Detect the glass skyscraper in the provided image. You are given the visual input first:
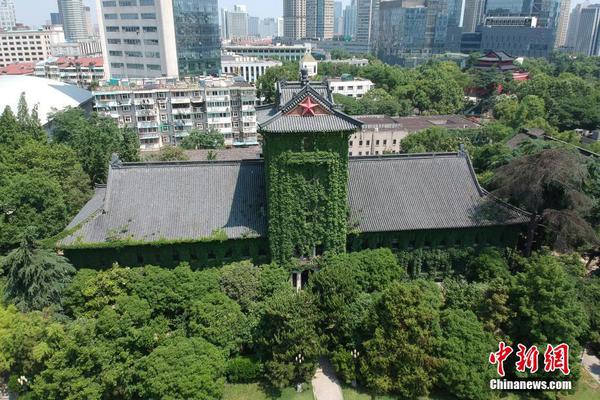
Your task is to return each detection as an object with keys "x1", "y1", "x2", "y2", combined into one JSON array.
[{"x1": 173, "y1": 0, "x2": 221, "y2": 76}]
